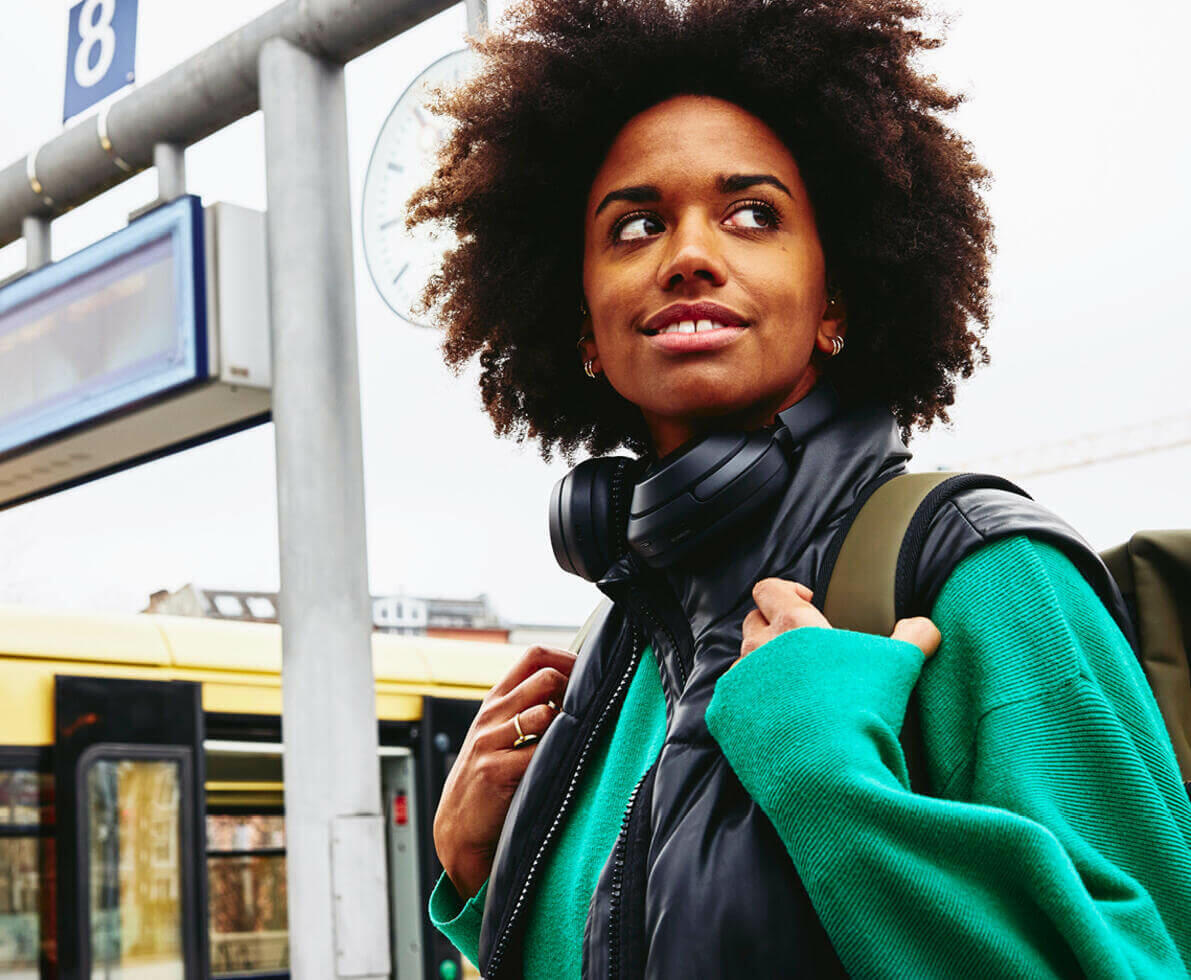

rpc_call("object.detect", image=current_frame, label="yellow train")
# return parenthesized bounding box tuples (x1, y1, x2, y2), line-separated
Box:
(0, 604, 523, 979)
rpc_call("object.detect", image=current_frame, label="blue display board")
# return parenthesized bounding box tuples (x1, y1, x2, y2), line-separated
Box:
(63, 0, 138, 122)
(0, 195, 207, 459)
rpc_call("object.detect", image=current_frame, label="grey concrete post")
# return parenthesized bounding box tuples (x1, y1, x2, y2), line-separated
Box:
(259, 37, 389, 980)
(21, 215, 50, 270)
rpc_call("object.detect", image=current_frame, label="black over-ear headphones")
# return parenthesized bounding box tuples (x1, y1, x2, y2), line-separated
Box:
(549, 385, 839, 580)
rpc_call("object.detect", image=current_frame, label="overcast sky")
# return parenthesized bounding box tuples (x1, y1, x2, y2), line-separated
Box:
(0, 0, 1187, 627)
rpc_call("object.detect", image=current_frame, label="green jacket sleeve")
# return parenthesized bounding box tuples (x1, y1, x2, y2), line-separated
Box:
(706, 535, 1191, 979)
(428, 872, 486, 970)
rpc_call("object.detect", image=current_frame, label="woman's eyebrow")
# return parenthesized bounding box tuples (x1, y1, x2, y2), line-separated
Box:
(716, 173, 793, 197)
(595, 185, 660, 216)
(594, 174, 793, 217)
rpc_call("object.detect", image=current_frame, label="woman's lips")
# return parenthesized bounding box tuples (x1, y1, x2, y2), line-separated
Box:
(644, 323, 748, 352)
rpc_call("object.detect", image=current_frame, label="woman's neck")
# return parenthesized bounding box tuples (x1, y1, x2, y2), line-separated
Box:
(645, 370, 821, 458)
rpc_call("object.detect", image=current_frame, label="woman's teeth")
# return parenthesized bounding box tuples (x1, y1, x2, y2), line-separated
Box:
(658, 319, 729, 334)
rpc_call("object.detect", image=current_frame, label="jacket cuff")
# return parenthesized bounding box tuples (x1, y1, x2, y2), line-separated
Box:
(428, 872, 487, 968)
(707, 627, 925, 786)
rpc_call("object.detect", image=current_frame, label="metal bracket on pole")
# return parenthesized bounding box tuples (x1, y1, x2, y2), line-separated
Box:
(464, 0, 488, 38)
(96, 103, 133, 175)
(154, 143, 187, 203)
(0, 214, 51, 289)
(22, 215, 51, 270)
(129, 143, 188, 222)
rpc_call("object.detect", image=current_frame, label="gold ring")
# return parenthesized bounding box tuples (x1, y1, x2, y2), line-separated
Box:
(512, 711, 538, 749)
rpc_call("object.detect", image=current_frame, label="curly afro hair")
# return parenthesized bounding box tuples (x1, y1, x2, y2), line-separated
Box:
(407, 0, 992, 459)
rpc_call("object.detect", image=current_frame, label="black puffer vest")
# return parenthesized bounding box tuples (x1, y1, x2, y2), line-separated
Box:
(479, 391, 1134, 979)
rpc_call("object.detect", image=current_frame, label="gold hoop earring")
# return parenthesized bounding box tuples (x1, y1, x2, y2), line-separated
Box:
(584, 359, 597, 379)
(830, 336, 845, 357)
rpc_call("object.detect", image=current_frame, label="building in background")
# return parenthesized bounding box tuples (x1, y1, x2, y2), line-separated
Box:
(144, 584, 578, 647)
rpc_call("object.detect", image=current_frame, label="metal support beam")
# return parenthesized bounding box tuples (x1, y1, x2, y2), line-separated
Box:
(21, 215, 50, 270)
(0, 0, 456, 247)
(154, 143, 187, 202)
(259, 37, 389, 980)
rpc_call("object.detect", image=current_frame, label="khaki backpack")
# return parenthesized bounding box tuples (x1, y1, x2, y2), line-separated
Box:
(567, 472, 1191, 796)
(824, 472, 1191, 795)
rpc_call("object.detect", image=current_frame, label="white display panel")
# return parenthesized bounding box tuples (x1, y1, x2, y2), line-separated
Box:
(0, 200, 271, 511)
(0, 196, 205, 457)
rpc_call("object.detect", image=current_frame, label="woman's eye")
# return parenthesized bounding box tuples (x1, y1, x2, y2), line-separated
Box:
(613, 213, 665, 243)
(725, 202, 781, 231)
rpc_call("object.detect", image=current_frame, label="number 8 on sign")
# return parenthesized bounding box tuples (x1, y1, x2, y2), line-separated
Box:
(74, 0, 117, 89)
(62, 0, 138, 122)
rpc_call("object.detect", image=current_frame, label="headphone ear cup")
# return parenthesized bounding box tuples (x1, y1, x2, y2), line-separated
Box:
(549, 457, 636, 581)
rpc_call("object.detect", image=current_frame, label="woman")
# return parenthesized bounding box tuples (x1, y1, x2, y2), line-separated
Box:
(408, 0, 1191, 976)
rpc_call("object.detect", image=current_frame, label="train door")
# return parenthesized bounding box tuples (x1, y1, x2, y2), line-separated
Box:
(0, 747, 52, 979)
(54, 676, 208, 980)
(380, 750, 423, 979)
(414, 697, 483, 980)
(202, 737, 287, 978)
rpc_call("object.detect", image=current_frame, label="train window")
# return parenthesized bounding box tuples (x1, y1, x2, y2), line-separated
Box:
(206, 815, 288, 976)
(0, 764, 53, 977)
(85, 758, 185, 978)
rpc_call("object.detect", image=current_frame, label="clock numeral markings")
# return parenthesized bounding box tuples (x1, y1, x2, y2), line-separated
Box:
(388, 162, 404, 173)
(392, 263, 410, 286)
(380, 217, 403, 230)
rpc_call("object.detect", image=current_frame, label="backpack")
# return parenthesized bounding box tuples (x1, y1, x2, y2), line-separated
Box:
(821, 472, 1191, 797)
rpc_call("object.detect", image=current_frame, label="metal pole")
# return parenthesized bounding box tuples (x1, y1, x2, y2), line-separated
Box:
(259, 37, 389, 980)
(0, 0, 457, 247)
(154, 143, 186, 202)
(21, 216, 50, 270)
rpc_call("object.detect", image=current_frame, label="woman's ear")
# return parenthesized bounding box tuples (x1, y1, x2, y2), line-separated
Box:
(816, 288, 847, 357)
(577, 333, 602, 378)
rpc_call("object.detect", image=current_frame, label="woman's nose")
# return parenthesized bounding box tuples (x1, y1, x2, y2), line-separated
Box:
(655, 217, 728, 290)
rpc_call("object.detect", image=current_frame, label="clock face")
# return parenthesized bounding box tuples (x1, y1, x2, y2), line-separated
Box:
(361, 49, 475, 327)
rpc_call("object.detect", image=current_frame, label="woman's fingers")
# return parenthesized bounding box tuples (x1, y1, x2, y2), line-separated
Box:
(433, 647, 581, 901)
(750, 578, 830, 632)
(504, 701, 558, 748)
(740, 608, 769, 657)
(751, 578, 812, 616)
(490, 645, 577, 697)
(891, 616, 942, 658)
(499, 664, 570, 715)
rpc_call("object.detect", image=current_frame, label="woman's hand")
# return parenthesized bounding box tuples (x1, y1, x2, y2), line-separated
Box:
(740, 578, 942, 660)
(433, 645, 575, 901)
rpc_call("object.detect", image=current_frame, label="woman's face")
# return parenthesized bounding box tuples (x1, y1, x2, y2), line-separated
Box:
(581, 95, 843, 456)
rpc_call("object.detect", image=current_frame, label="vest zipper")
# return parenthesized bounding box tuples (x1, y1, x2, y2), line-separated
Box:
(634, 597, 688, 691)
(607, 774, 641, 979)
(622, 553, 691, 692)
(485, 623, 645, 979)
(607, 761, 656, 980)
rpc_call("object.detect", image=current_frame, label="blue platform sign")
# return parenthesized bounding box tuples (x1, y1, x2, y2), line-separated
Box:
(63, 0, 138, 122)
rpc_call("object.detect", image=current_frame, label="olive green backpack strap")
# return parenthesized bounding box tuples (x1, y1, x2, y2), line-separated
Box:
(570, 598, 614, 655)
(821, 473, 958, 635)
(818, 471, 1030, 634)
(816, 472, 958, 792)
(1101, 533, 1191, 789)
